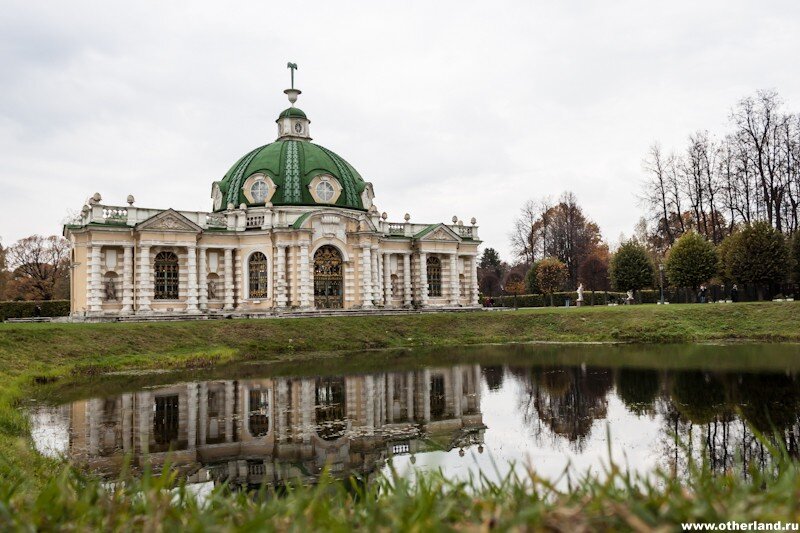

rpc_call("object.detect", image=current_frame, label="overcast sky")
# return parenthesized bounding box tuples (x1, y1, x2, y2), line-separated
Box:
(2, 1, 799, 260)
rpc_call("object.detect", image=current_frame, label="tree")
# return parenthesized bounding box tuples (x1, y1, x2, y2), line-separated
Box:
(5, 235, 70, 301)
(511, 192, 604, 286)
(479, 248, 502, 272)
(478, 248, 506, 297)
(664, 231, 718, 292)
(609, 241, 654, 294)
(725, 222, 790, 300)
(503, 272, 526, 309)
(536, 257, 568, 306)
(524, 261, 539, 294)
(578, 247, 610, 292)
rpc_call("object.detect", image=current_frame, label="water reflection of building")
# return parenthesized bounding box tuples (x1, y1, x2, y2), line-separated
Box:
(37, 365, 484, 488)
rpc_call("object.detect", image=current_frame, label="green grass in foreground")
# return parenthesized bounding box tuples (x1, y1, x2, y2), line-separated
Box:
(0, 302, 799, 529)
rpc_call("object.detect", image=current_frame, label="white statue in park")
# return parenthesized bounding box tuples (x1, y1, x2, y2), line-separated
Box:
(626, 289, 634, 304)
(577, 283, 584, 306)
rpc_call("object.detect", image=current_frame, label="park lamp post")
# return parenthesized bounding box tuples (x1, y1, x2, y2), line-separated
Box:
(659, 263, 665, 305)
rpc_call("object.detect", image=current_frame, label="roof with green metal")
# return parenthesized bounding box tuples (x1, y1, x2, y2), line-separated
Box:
(277, 107, 307, 120)
(217, 139, 367, 211)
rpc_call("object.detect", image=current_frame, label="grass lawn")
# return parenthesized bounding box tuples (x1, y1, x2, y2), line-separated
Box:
(1, 302, 799, 529)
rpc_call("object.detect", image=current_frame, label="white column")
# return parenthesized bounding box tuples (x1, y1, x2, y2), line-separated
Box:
(186, 244, 199, 314)
(234, 248, 243, 309)
(383, 252, 392, 306)
(449, 253, 460, 306)
(360, 245, 373, 308)
(470, 255, 479, 306)
(121, 394, 133, 452)
(403, 253, 412, 307)
(370, 245, 380, 305)
(223, 248, 234, 311)
(137, 244, 151, 313)
(122, 246, 134, 314)
(418, 252, 428, 307)
(276, 244, 288, 307)
(198, 247, 208, 311)
(136, 391, 151, 454)
(299, 242, 311, 308)
(88, 245, 102, 313)
(387, 373, 395, 423)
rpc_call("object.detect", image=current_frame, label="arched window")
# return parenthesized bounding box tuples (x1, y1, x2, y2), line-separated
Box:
(248, 252, 269, 298)
(427, 256, 442, 297)
(154, 252, 179, 300)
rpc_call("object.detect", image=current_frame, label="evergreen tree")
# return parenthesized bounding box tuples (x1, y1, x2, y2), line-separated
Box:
(664, 231, 718, 292)
(609, 241, 654, 293)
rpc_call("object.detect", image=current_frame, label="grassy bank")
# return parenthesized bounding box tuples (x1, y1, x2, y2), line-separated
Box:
(1, 302, 800, 529)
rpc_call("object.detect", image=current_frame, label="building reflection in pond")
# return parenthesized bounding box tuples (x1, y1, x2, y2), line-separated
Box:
(31, 365, 484, 489)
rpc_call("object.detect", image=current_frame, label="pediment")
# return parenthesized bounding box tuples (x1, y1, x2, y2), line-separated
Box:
(416, 224, 461, 242)
(136, 209, 202, 233)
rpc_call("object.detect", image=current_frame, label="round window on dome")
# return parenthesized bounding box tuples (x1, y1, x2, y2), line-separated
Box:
(316, 181, 335, 202)
(250, 181, 270, 203)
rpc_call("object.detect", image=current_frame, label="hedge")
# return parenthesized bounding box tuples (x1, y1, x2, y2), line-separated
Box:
(0, 300, 70, 321)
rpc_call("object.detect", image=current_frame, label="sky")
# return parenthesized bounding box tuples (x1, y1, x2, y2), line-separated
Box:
(2, 1, 800, 261)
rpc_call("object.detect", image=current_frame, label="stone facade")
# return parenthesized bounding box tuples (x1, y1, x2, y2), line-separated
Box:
(65, 203, 480, 317)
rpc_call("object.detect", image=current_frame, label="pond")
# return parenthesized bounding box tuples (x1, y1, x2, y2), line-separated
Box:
(27, 343, 800, 492)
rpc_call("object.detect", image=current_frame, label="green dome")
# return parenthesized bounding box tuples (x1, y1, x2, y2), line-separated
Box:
(277, 107, 307, 119)
(217, 140, 367, 211)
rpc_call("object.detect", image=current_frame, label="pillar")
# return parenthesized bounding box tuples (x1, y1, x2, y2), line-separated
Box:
(360, 245, 373, 308)
(122, 245, 134, 314)
(402, 253, 412, 307)
(223, 249, 234, 311)
(383, 252, 392, 306)
(417, 252, 428, 307)
(276, 244, 288, 307)
(299, 242, 311, 308)
(88, 245, 102, 313)
(422, 368, 431, 422)
(453, 368, 463, 417)
(198, 247, 208, 311)
(234, 248, 243, 308)
(371, 246, 380, 305)
(186, 244, 199, 314)
(137, 244, 151, 313)
(121, 393, 133, 452)
(387, 373, 395, 423)
(449, 253, 460, 306)
(136, 391, 151, 454)
(470, 255, 479, 306)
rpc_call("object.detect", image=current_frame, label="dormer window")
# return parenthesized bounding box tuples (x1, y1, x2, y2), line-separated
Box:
(251, 181, 269, 203)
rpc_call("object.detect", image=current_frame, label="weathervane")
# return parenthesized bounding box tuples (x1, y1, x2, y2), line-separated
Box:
(284, 62, 301, 105)
(287, 62, 298, 89)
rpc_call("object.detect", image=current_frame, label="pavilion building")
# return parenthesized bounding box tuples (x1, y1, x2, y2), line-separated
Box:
(64, 76, 481, 318)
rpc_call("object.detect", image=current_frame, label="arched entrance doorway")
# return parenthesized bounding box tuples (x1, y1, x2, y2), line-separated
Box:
(314, 245, 344, 309)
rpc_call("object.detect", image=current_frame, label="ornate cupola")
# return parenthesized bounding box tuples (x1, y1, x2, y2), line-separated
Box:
(276, 62, 311, 140)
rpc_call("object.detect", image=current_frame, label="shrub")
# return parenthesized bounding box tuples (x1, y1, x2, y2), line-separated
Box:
(665, 231, 718, 291)
(0, 300, 70, 321)
(610, 242, 654, 293)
